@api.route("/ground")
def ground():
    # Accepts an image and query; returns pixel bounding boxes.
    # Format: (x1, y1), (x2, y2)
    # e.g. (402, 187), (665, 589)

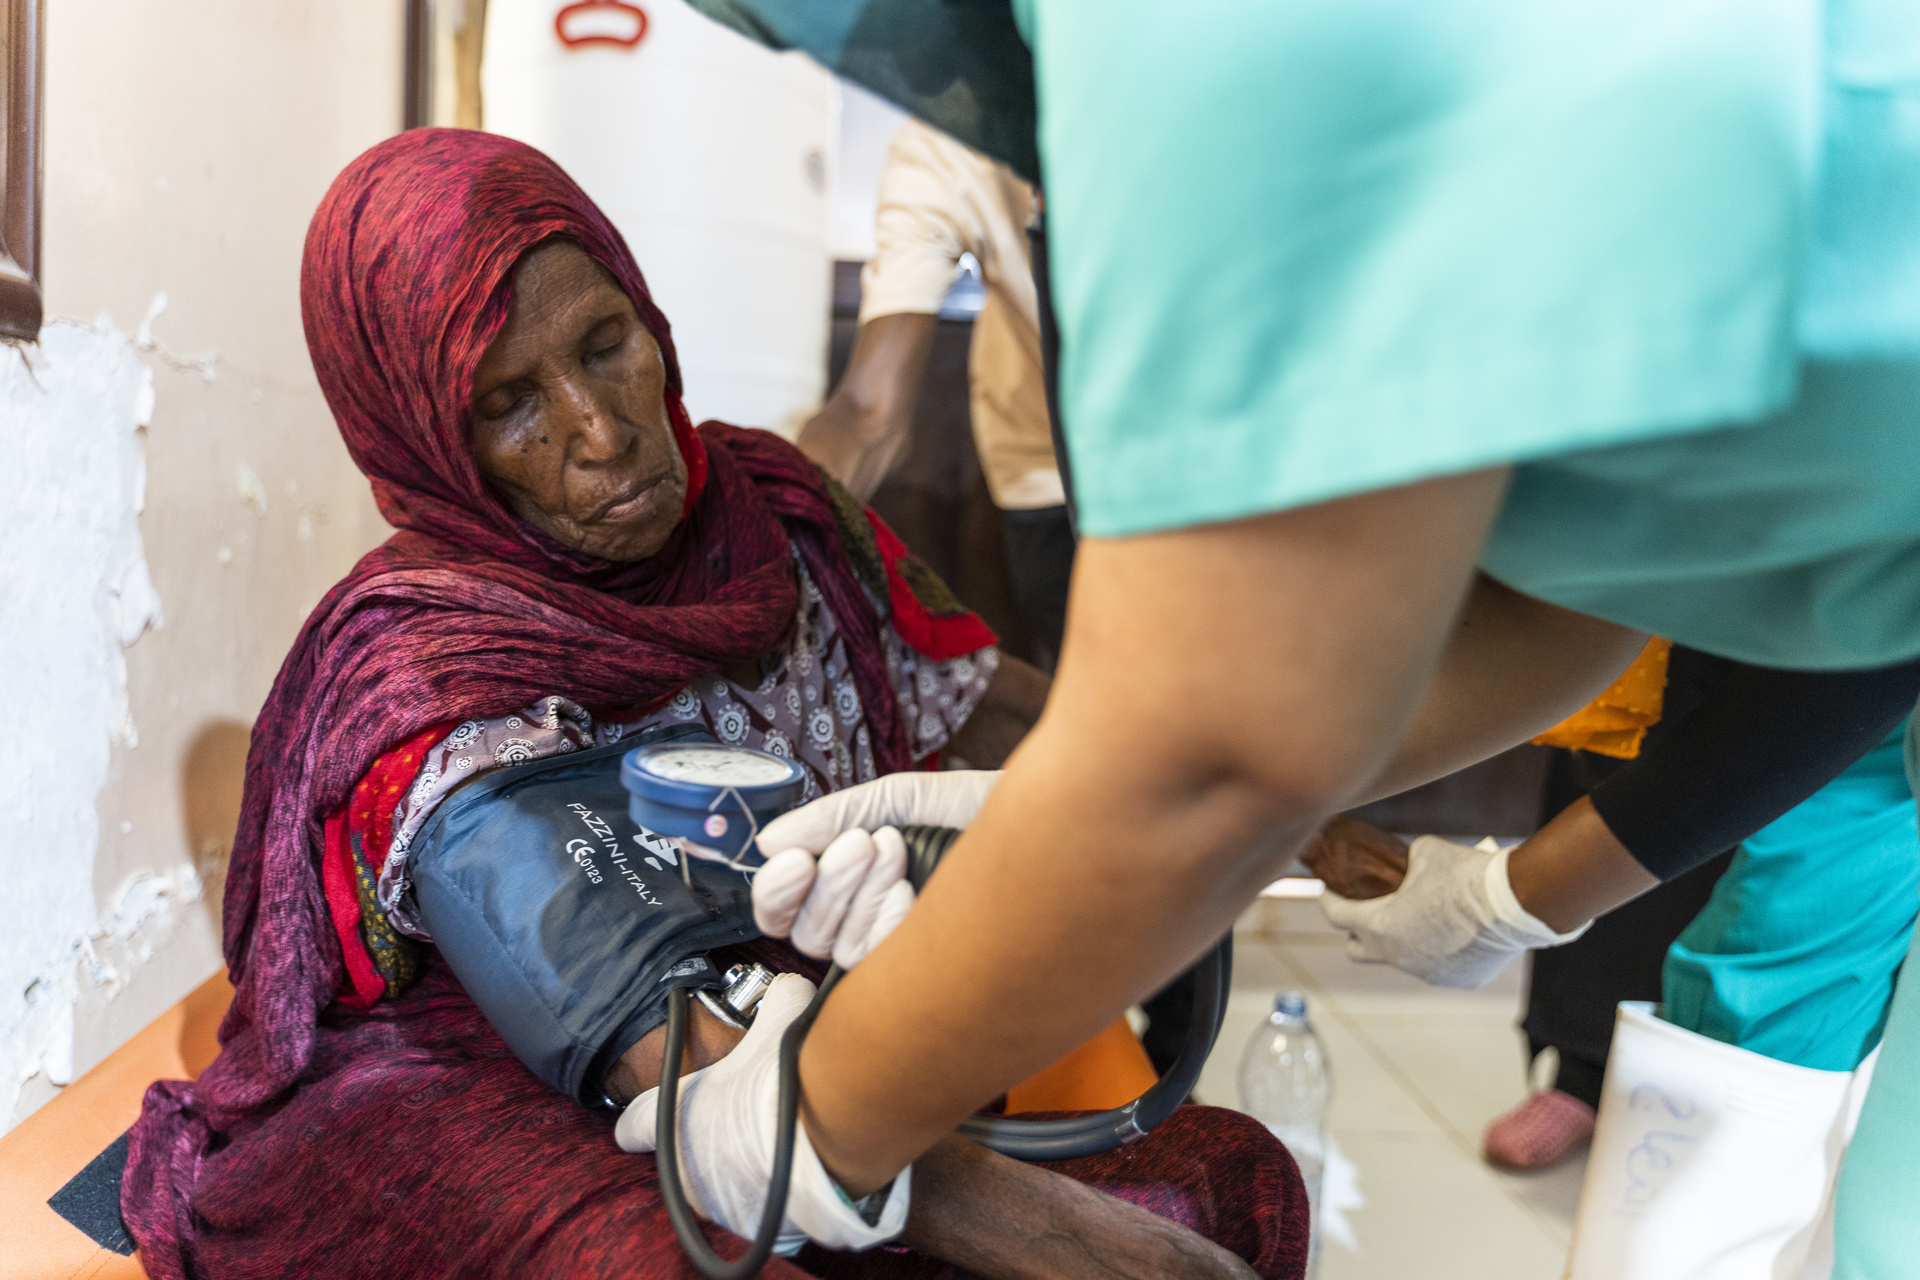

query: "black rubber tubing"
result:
(656, 965), (847, 1280)
(654, 825), (1228, 1278)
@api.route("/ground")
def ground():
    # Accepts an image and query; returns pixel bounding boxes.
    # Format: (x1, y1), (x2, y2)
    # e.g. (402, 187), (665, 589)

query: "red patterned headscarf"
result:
(126, 130), (989, 1271)
(300, 126), (713, 578)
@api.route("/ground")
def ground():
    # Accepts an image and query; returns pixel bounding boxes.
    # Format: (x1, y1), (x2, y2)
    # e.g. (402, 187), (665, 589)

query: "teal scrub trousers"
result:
(1663, 725), (1916, 1074)
(1820, 717), (1920, 1277)
(1660, 725), (1917, 1275)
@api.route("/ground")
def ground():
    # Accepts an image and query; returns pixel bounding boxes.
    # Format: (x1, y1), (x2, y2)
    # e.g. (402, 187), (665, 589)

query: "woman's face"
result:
(471, 240), (689, 562)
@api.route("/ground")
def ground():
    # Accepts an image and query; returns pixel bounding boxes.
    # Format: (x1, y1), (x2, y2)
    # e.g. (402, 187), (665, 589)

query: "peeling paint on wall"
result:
(83, 865), (208, 1001)
(134, 293), (218, 382)
(0, 321), (167, 1122)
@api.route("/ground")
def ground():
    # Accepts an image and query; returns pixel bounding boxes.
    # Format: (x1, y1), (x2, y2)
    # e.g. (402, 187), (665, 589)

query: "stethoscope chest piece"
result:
(695, 962), (777, 1029)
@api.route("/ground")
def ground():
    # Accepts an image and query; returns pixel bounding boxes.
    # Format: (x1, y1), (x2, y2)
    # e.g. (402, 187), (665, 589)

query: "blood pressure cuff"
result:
(410, 738), (759, 1109)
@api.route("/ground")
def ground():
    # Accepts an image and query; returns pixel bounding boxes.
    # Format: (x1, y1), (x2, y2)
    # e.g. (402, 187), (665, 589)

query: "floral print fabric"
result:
(378, 551), (997, 940)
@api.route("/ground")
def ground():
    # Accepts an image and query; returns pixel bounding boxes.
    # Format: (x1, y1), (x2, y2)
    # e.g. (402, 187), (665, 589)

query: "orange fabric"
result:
(1531, 637), (1672, 760)
(1005, 1018), (1161, 1115)
(0, 970), (231, 1280)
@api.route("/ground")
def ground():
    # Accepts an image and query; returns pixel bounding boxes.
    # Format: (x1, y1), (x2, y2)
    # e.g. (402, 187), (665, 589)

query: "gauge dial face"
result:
(641, 745), (795, 788)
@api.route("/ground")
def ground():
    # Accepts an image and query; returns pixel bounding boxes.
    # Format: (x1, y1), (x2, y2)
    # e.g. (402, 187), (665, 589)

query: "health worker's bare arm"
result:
(798, 467), (1513, 1194)
(1353, 573), (1649, 804)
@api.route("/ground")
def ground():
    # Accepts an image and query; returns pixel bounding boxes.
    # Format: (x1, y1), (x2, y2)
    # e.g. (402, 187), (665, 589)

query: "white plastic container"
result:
(1567, 1002), (1878, 1280)
(484, 0), (833, 436)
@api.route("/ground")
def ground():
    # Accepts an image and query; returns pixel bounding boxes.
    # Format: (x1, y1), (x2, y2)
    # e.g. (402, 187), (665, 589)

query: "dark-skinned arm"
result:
(1354, 573), (1650, 803)
(1308, 655), (1920, 931)
(799, 312), (939, 502)
(1326, 573), (1653, 929)
(947, 656), (1051, 769)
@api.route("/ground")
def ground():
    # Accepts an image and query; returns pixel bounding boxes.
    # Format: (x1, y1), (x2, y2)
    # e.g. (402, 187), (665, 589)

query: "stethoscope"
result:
(623, 741), (1229, 1279)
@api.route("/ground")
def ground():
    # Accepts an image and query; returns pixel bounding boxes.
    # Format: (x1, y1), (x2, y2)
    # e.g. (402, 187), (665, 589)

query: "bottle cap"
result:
(1275, 990), (1308, 1018)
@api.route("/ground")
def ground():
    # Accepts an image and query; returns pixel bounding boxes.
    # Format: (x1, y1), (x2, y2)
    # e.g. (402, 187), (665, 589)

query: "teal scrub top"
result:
(1014, 0), (1920, 670)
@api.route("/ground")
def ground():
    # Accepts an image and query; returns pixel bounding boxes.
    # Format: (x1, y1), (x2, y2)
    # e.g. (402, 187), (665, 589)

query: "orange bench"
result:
(0, 971), (230, 1280)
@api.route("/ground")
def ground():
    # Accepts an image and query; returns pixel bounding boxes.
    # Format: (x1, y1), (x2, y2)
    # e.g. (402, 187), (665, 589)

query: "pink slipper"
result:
(1482, 1089), (1596, 1171)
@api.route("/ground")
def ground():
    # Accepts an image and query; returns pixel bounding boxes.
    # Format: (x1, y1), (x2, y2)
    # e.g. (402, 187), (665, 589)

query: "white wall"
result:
(0, 322), (158, 1122)
(2, 1), (398, 1131)
(828, 80), (908, 263)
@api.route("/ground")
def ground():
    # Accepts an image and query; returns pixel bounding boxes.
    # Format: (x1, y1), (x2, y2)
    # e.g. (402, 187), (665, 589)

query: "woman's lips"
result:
(592, 474), (666, 524)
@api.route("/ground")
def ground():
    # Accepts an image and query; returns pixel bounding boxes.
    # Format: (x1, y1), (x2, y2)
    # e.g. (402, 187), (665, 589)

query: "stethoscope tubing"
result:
(653, 825), (1229, 1278)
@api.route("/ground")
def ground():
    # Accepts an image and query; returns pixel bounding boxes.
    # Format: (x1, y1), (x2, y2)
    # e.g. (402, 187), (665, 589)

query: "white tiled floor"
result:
(1201, 896), (1587, 1280)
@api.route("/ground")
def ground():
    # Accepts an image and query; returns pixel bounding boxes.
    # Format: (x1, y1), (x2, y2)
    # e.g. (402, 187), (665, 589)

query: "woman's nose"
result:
(555, 378), (631, 464)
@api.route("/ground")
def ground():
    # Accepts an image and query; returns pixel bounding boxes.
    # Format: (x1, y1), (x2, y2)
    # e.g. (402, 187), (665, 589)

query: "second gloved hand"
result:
(1320, 836), (1591, 989)
(617, 973), (910, 1253)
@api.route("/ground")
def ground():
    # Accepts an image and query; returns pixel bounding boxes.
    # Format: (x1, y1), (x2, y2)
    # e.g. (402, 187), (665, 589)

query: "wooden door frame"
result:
(1, 0), (43, 341)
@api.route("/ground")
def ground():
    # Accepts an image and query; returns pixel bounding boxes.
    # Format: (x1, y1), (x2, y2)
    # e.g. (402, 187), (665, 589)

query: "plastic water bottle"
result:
(1239, 991), (1332, 1277)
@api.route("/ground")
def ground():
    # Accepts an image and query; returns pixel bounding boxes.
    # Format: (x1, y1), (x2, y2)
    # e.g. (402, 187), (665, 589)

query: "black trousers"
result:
(1000, 504), (1075, 669)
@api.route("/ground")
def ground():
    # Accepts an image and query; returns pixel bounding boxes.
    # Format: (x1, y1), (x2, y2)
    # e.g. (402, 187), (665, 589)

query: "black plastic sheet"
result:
(685, 0), (1039, 183)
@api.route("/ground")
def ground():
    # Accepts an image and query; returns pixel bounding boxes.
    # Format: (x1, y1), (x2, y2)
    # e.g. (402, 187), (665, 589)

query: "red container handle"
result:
(555, 0), (649, 49)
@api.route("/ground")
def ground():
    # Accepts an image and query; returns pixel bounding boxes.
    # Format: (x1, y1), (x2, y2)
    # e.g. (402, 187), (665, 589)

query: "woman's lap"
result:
(182, 964), (1301, 1279)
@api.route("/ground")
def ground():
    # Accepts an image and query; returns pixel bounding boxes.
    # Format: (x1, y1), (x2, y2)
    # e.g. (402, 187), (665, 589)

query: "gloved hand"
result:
(753, 827), (916, 967)
(752, 771), (1001, 966)
(617, 973), (910, 1253)
(1320, 836), (1591, 989)
(760, 770), (1002, 851)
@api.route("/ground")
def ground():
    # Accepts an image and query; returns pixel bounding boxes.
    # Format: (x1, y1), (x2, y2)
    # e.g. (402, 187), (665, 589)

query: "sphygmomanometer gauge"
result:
(619, 740), (807, 869)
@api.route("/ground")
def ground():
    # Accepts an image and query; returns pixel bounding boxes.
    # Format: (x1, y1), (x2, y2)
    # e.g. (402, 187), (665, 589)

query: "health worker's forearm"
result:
(798, 468), (1512, 1194)
(1504, 794), (1660, 932)
(1353, 574), (1649, 804)
(1508, 654), (1920, 931)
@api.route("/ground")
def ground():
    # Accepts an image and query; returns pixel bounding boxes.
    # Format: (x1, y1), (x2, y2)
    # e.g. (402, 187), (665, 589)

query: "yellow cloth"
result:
(1531, 638), (1672, 759)
(1005, 1018), (1160, 1114)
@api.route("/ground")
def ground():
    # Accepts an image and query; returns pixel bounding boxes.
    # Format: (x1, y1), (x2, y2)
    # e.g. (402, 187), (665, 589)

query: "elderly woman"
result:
(121, 130), (1302, 1280)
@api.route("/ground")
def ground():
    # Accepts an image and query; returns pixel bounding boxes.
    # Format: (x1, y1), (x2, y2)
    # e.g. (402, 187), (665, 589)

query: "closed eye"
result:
(476, 383), (536, 420)
(583, 316), (628, 364)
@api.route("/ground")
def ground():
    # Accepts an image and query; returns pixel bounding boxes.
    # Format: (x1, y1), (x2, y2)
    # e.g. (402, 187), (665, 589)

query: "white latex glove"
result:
(752, 771), (1001, 966)
(1320, 836), (1591, 989)
(753, 827), (916, 967)
(758, 770), (1002, 854)
(617, 973), (910, 1253)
